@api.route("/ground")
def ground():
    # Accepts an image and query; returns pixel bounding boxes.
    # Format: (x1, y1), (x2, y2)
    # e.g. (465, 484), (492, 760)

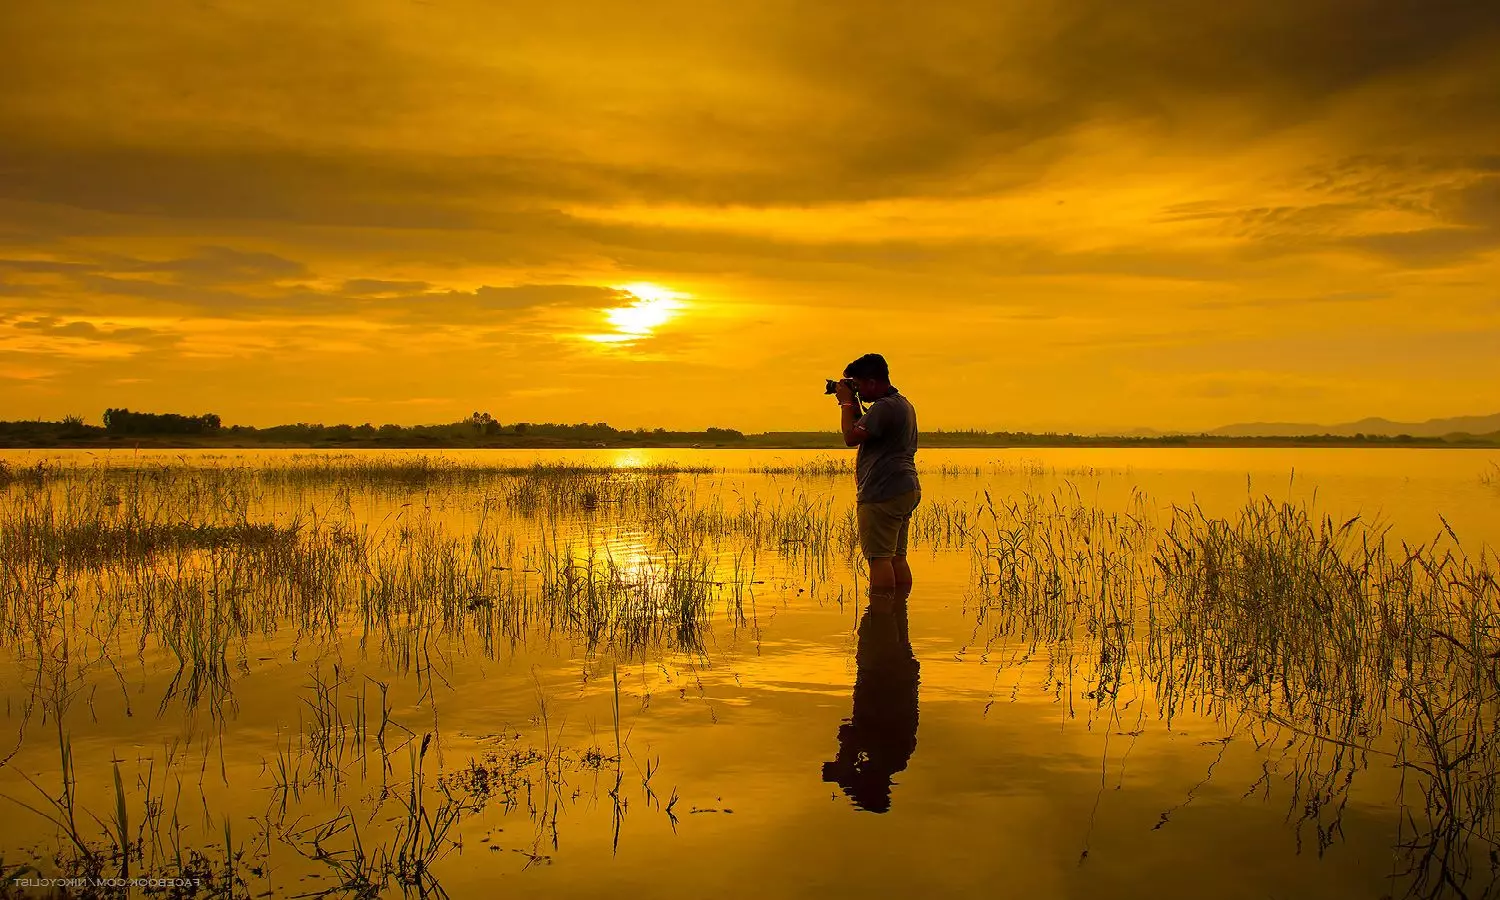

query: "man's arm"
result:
(841, 401), (868, 446)
(834, 381), (868, 445)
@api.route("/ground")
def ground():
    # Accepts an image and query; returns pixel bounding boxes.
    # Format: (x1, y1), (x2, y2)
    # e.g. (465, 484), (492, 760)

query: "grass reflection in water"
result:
(0, 456), (1493, 898)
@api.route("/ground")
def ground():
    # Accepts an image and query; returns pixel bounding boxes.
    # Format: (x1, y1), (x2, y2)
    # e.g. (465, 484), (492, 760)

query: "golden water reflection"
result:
(0, 448), (1495, 898)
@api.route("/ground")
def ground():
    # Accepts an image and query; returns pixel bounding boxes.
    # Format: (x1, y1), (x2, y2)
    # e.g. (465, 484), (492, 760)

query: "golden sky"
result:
(1, 0), (1497, 433)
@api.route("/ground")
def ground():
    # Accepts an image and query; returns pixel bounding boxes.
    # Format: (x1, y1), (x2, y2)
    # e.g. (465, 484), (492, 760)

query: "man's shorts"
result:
(856, 489), (921, 560)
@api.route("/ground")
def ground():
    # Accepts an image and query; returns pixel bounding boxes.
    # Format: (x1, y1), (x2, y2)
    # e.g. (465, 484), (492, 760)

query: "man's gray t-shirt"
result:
(854, 388), (920, 502)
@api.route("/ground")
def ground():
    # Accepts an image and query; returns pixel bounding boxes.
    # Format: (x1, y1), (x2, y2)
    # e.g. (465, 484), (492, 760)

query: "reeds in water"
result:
(967, 484), (1500, 898)
(2, 456), (1497, 897)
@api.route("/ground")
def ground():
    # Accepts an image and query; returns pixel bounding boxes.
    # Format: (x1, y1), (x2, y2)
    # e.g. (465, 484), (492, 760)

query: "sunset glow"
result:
(0, 2), (1495, 433)
(579, 283), (688, 345)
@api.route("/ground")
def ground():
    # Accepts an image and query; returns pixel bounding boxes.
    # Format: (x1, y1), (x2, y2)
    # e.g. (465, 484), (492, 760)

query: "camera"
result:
(824, 378), (854, 395)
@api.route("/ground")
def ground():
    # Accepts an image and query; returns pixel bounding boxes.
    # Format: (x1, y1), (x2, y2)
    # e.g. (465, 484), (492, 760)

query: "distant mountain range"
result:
(1109, 412), (1500, 439)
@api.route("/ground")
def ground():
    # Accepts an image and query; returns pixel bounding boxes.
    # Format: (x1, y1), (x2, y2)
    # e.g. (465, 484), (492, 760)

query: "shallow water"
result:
(1, 447), (1496, 898)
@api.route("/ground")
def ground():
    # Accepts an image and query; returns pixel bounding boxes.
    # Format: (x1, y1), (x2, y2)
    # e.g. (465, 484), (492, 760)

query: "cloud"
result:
(1343, 227), (1499, 266)
(473, 284), (624, 311)
(132, 246), (309, 283)
(0, 0), (1497, 429)
(342, 278), (432, 296)
(0, 258), (98, 275)
(10, 316), (179, 344)
(14, 317), (104, 338)
(3, 315), (184, 363)
(1196, 289), (1392, 310)
(1, 246), (628, 322)
(1440, 175), (1500, 229)
(0, 144), (507, 228)
(3, 1), (1497, 213)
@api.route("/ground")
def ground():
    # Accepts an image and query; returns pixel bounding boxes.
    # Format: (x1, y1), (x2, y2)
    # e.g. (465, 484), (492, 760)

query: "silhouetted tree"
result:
(103, 408), (222, 435)
(468, 411), (499, 435)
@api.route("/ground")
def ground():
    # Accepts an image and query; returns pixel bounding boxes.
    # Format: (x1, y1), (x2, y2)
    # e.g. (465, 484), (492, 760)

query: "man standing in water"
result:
(833, 353), (921, 593)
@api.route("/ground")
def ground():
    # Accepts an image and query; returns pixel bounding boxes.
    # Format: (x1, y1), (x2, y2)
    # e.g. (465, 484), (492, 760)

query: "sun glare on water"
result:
(584, 282), (687, 344)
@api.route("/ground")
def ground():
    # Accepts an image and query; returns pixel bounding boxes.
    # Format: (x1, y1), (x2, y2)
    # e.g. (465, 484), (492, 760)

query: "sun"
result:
(606, 298), (678, 335)
(584, 282), (689, 344)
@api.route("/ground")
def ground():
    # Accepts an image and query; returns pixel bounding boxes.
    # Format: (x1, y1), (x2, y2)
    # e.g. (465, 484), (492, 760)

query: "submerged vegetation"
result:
(0, 454), (1496, 897)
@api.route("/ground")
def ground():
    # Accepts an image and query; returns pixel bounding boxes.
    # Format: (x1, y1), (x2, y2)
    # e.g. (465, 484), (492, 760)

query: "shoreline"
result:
(3, 437), (1498, 451)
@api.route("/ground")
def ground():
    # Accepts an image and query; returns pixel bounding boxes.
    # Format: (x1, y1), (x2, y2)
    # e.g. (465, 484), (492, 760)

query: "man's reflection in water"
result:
(822, 585), (920, 813)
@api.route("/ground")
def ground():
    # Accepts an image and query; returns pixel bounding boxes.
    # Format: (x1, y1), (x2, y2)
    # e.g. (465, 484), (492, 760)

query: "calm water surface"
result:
(1, 448), (1496, 898)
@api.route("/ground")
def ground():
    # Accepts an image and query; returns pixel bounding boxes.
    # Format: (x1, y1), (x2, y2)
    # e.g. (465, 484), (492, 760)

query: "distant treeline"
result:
(917, 428), (1491, 446)
(0, 411), (1497, 449)
(0, 411), (751, 448)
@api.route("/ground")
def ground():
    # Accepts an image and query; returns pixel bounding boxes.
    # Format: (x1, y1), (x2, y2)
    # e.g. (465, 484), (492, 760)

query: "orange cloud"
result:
(1, 0), (1497, 431)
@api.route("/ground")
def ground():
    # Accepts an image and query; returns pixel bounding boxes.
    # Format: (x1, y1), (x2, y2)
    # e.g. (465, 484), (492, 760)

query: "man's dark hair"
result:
(844, 353), (890, 382)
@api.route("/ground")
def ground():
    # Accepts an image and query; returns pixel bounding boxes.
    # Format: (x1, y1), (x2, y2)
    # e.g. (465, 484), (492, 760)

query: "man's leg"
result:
(893, 556), (912, 588)
(893, 491), (916, 589)
(858, 500), (896, 593)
